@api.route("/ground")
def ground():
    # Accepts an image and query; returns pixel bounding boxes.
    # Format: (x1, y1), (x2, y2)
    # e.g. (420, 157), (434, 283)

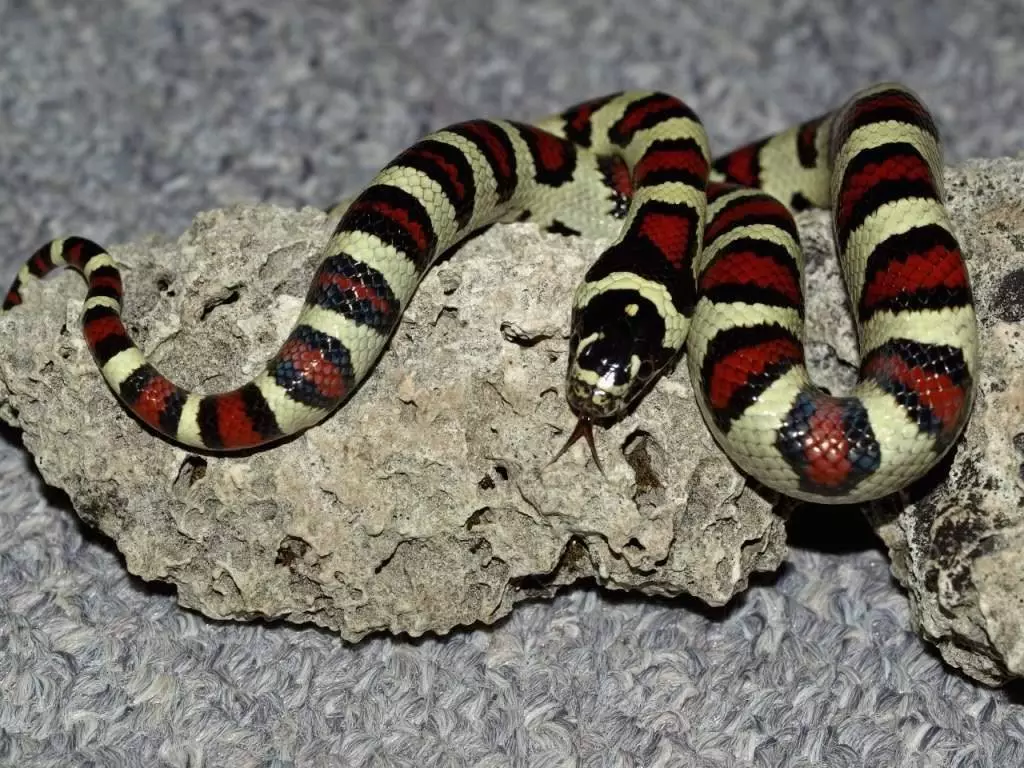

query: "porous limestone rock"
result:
(1, 158), (1022, 688)
(0, 204), (784, 642)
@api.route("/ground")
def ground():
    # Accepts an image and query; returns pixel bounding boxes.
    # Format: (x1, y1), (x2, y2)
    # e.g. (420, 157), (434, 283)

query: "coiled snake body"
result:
(3, 82), (977, 504)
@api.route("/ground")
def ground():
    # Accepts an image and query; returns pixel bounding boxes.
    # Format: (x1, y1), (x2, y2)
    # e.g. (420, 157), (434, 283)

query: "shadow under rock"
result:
(582, 564), (788, 623)
(784, 499), (883, 555)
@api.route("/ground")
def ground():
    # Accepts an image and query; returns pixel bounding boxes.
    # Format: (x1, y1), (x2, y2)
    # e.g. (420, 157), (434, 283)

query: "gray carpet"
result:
(2, 1), (1023, 765)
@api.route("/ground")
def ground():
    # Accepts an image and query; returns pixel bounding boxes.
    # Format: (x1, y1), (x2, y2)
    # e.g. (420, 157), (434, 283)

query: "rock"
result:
(0, 204), (784, 642)
(864, 157), (1024, 687)
(2, 158), (1021, 687)
(793, 156), (1024, 687)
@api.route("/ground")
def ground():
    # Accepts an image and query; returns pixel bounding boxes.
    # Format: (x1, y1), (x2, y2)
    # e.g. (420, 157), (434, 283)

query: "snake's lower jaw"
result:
(565, 378), (626, 422)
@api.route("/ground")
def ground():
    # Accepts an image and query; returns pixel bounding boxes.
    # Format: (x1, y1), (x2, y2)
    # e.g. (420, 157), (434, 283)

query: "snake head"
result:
(565, 320), (665, 421)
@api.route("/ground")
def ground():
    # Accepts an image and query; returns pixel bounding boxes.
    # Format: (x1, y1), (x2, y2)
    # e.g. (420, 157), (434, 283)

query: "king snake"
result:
(2, 82), (977, 504)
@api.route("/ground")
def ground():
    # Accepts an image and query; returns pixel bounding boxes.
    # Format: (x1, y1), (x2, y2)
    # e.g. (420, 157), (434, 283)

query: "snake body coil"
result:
(3, 83), (977, 504)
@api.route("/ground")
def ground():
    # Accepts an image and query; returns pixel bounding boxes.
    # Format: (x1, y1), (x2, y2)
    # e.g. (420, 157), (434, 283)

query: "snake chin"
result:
(565, 376), (630, 421)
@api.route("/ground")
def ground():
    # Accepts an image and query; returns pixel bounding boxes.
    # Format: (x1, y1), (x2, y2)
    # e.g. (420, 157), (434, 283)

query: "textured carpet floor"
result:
(2, 1), (1024, 766)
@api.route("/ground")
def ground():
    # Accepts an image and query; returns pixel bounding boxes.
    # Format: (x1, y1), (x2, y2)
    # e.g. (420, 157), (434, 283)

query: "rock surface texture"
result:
(1, 158), (1021, 685)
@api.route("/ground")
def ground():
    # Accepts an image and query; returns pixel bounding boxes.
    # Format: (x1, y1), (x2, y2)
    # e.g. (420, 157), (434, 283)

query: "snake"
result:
(2, 82), (977, 504)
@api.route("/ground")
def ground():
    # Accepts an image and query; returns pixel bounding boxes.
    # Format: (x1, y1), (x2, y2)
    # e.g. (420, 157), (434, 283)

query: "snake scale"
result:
(2, 82), (978, 504)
